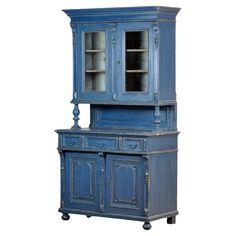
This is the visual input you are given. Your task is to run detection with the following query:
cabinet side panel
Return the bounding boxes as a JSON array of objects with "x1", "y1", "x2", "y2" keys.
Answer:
[
  {"x1": 149, "y1": 152, "x2": 177, "y2": 216},
  {"x1": 147, "y1": 134, "x2": 177, "y2": 152},
  {"x1": 159, "y1": 22, "x2": 176, "y2": 102}
]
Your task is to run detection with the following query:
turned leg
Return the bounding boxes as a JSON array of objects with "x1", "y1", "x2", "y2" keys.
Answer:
[
  {"x1": 72, "y1": 103, "x2": 81, "y2": 129},
  {"x1": 61, "y1": 213, "x2": 70, "y2": 220},
  {"x1": 143, "y1": 221, "x2": 152, "y2": 230},
  {"x1": 167, "y1": 216, "x2": 176, "y2": 224}
]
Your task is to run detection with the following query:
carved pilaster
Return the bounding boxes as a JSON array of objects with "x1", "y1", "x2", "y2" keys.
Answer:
[
  {"x1": 70, "y1": 23, "x2": 77, "y2": 46},
  {"x1": 99, "y1": 152, "x2": 105, "y2": 212},
  {"x1": 111, "y1": 24, "x2": 118, "y2": 100},
  {"x1": 152, "y1": 24, "x2": 159, "y2": 49},
  {"x1": 72, "y1": 104, "x2": 81, "y2": 129},
  {"x1": 154, "y1": 106, "x2": 161, "y2": 129},
  {"x1": 111, "y1": 24, "x2": 117, "y2": 48},
  {"x1": 144, "y1": 161, "x2": 149, "y2": 186},
  {"x1": 144, "y1": 159, "x2": 149, "y2": 216},
  {"x1": 99, "y1": 152, "x2": 105, "y2": 176},
  {"x1": 59, "y1": 150, "x2": 65, "y2": 208},
  {"x1": 118, "y1": 137, "x2": 123, "y2": 150},
  {"x1": 70, "y1": 23, "x2": 78, "y2": 102}
]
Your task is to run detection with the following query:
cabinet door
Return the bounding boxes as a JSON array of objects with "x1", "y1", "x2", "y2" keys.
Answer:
[
  {"x1": 76, "y1": 24, "x2": 113, "y2": 101},
  {"x1": 116, "y1": 23, "x2": 156, "y2": 102},
  {"x1": 105, "y1": 154, "x2": 145, "y2": 216},
  {"x1": 64, "y1": 152, "x2": 104, "y2": 212}
]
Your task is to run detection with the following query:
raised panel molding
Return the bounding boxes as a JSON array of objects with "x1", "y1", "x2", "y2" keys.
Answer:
[
  {"x1": 110, "y1": 159, "x2": 139, "y2": 209},
  {"x1": 70, "y1": 157, "x2": 97, "y2": 205}
]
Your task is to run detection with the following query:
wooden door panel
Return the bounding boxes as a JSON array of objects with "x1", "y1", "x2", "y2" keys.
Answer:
[
  {"x1": 106, "y1": 154, "x2": 145, "y2": 215},
  {"x1": 70, "y1": 158, "x2": 96, "y2": 204},
  {"x1": 111, "y1": 160, "x2": 139, "y2": 208},
  {"x1": 64, "y1": 152, "x2": 103, "y2": 212}
]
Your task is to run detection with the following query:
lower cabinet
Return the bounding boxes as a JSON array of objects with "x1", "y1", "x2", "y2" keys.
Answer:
[{"x1": 62, "y1": 152, "x2": 145, "y2": 216}]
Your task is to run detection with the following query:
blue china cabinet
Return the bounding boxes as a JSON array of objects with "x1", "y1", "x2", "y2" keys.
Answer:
[{"x1": 56, "y1": 6, "x2": 180, "y2": 230}]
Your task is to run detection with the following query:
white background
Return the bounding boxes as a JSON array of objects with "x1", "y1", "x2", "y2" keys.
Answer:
[{"x1": 0, "y1": 0, "x2": 236, "y2": 235}]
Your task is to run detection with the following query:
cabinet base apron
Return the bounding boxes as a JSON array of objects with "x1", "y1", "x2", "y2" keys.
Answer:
[{"x1": 59, "y1": 207, "x2": 178, "y2": 223}]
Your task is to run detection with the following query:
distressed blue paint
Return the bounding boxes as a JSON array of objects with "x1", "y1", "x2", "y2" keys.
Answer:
[
  {"x1": 57, "y1": 6, "x2": 180, "y2": 229},
  {"x1": 63, "y1": 6, "x2": 180, "y2": 23},
  {"x1": 84, "y1": 135, "x2": 119, "y2": 151},
  {"x1": 149, "y1": 152, "x2": 177, "y2": 215},
  {"x1": 158, "y1": 21, "x2": 176, "y2": 102},
  {"x1": 90, "y1": 105, "x2": 177, "y2": 131},
  {"x1": 56, "y1": 129, "x2": 178, "y2": 155},
  {"x1": 62, "y1": 135, "x2": 81, "y2": 149}
]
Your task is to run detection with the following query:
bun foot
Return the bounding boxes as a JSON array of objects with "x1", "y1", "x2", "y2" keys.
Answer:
[
  {"x1": 143, "y1": 221, "x2": 152, "y2": 230},
  {"x1": 61, "y1": 213, "x2": 70, "y2": 220},
  {"x1": 167, "y1": 216, "x2": 176, "y2": 224}
]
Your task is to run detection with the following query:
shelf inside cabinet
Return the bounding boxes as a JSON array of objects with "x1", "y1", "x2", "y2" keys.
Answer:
[
  {"x1": 85, "y1": 71, "x2": 106, "y2": 91},
  {"x1": 126, "y1": 70, "x2": 148, "y2": 73},
  {"x1": 86, "y1": 70, "x2": 106, "y2": 73},
  {"x1": 126, "y1": 49, "x2": 148, "y2": 52},
  {"x1": 86, "y1": 49, "x2": 106, "y2": 53}
]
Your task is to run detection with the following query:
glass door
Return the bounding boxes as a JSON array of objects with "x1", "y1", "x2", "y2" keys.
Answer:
[
  {"x1": 116, "y1": 23, "x2": 155, "y2": 102},
  {"x1": 84, "y1": 32, "x2": 106, "y2": 92},
  {"x1": 77, "y1": 24, "x2": 113, "y2": 101},
  {"x1": 125, "y1": 31, "x2": 149, "y2": 92}
]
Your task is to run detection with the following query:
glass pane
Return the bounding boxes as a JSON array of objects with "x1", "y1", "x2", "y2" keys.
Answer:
[
  {"x1": 85, "y1": 32, "x2": 105, "y2": 50},
  {"x1": 84, "y1": 32, "x2": 106, "y2": 91},
  {"x1": 125, "y1": 31, "x2": 148, "y2": 92}
]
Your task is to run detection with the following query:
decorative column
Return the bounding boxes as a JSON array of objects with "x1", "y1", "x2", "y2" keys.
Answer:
[
  {"x1": 70, "y1": 22, "x2": 80, "y2": 129},
  {"x1": 72, "y1": 104, "x2": 81, "y2": 129}
]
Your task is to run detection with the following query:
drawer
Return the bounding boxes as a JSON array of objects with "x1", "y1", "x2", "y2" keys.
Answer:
[
  {"x1": 62, "y1": 135, "x2": 81, "y2": 149},
  {"x1": 84, "y1": 136, "x2": 118, "y2": 151},
  {"x1": 123, "y1": 138, "x2": 144, "y2": 152}
]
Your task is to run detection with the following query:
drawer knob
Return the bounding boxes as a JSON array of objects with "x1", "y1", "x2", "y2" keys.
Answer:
[
  {"x1": 68, "y1": 141, "x2": 76, "y2": 146},
  {"x1": 112, "y1": 93, "x2": 117, "y2": 100},
  {"x1": 98, "y1": 142, "x2": 105, "y2": 148},
  {"x1": 129, "y1": 143, "x2": 137, "y2": 149}
]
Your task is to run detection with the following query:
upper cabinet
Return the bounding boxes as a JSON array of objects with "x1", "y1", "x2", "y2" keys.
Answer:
[{"x1": 64, "y1": 6, "x2": 180, "y2": 105}]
